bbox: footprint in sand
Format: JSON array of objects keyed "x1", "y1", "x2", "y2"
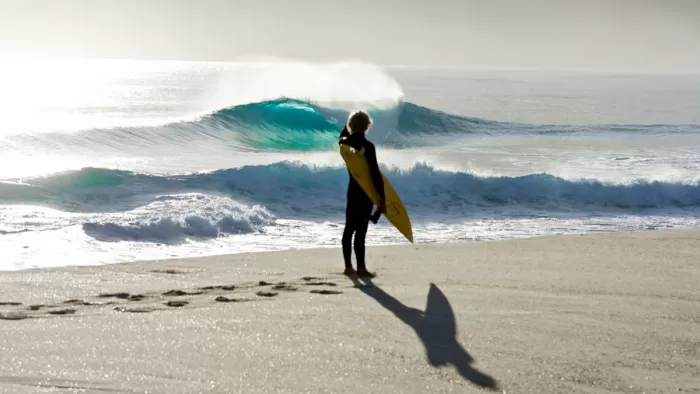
[
  {"x1": 259, "y1": 281, "x2": 297, "y2": 290},
  {"x1": 0, "y1": 302, "x2": 22, "y2": 306},
  {"x1": 97, "y1": 292, "x2": 146, "y2": 301},
  {"x1": 0, "y1": 312, "x2": 29, "y2": 320},
  {"x1": 114, "y1": 306, "x2": 156, "y2": 313},
  {"x1": 164, "y1": 301, "x2": 188, "y2": 307},
  {"x1": 150, "y1": 269, "x2": 186, "y2": 274},
  {"x1": 62, "y1": 299, "x2": 94, "y2": 306},
  {"x1": 162, "y1": 290, "x2": 203, "y2": 297},
  {"x1": 48, "y1": 309, "x2": 76, "y2": 315},
  {"x1": 200, "y1": 285, "x2": 236, "y2": 291},
  {"x1": 310, "y1": 289, "x2": 343, "y2": 295},
  {"x1": 272, "y1": 284, "x2": 298, "y2": 292},
  {"x1": 98, "y1": 292, "x2": 131, "y2": 300},
  {"x1": 215, "y1": 296, "x2": 241, "y2": 303},
  {"x1": 304, "y1": 282, "x2": 338, "y2": 287},
  {"x1": 255, "y1": 291, "x2": 278, "y2": 298}
]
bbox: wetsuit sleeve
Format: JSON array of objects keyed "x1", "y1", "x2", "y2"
[
  {"x1": 365, "y1": 143, "x2": 386, "y2": 202},
  {"x1": 338, "y1": 126, "x2": 350, "y2": 145}
]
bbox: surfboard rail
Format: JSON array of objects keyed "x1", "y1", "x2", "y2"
[{"x1": 339, "y1": 144, "x2": 413, "y2": 243}]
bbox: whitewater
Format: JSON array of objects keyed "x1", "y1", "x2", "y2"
[{"x1": 1, "y1": 58, "x2": 699, "y2": 270}]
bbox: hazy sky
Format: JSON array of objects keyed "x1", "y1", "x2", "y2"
[{"x1": 1, "y1": 0, "x2": 698, "y2": 71}]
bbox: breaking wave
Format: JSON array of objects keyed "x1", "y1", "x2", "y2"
[
  {"x1": 3, "y1": 162, "x2": 699, "y2": 217},
  {"x1": 7, "y1": 98, "x2": 698, "y2": 154}
]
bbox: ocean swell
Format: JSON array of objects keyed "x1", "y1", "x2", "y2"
[
  {"x1": 5, "y1": 97, "x2": 700, "y2": 155},
  {"x1": 3, "y1": 162, "x2": 699, "y2": 217}
]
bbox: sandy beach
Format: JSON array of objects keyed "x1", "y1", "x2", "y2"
[{"x1": 1, "y1": 229, "x2": 698, "y2": 393}]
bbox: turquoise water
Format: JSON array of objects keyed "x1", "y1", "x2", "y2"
[{"x1": 0, "y1": 59, "x2": 699, "y2": 269}]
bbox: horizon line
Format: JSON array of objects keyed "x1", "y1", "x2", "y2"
[{"x1": 2, "y1": 51, "x2": 699, "y2": 76}]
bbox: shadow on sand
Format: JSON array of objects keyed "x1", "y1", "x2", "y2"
[{"x1": 351, "y1": 278, "x2": 498, "y2": 390}]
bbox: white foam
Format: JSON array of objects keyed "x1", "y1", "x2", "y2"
[
  {"x1": 82, "y1": 194, "x2": 274, "y2": 242},
  {"x1": 3, "y1": 212, "x2": 699, "y2": 271},
  {"x1": 0, "y1": 58, "x2": 403, "y2": 136},
  {"x1": 203, "y1": 59, "x2": 404, "y2": 111}
]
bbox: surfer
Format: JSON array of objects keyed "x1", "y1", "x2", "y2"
[{"x1": 338, "y1": 110, "x2": 386, "y2": 278}]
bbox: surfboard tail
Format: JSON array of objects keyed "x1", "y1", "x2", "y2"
[
  {"x1": 405, "y1": 229, "x2": 414, "y2": 243},
  {"x1": 388, "y1": 208, "x2": 413, "y2": 243}
]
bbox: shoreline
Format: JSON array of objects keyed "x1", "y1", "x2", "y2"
[
  {"x1": 5, "y1": 225, "x2": 696, "y2": 274},
  {"x1": 1, "y1": 228, "x2": 698, "y2": 393},
  {"x1": 109, "y1": 226, "x2": 699, "y2": 269},
  {"x1": 136, "y1": 225, "x2": 692, "y2": 263}
]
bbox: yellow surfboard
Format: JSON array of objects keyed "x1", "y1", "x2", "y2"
[{"x1": 339, "y1": 144, "x2": 413, "y2": 243}]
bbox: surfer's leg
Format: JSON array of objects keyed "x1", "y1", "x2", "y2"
[
  {"x1": 353, "y1": 218, "x2": 369, "y2": 270},
  {"x1": 342, "y1": 201, "x2": 359, "y2": 272},
  {"x1": 342, "y1": 223, "x2": 354, "y2": 270}
]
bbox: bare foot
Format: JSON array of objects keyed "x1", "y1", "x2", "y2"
[
  {"x1": 356, "y1": 269, "x2": 375, "y2": 278},
  {"x1": 343, "y1": 267, "x2": 357, "y2": 276}
]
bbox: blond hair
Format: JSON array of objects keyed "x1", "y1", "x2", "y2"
[{"x1": 346, "y1": 110, "x2": 373, "y2": 134}]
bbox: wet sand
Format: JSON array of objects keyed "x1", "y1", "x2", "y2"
[{"x1": 1, "y1": 229, "x2": 698, "y2": 393}]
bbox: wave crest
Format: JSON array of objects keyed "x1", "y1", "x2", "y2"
[
  {"x1": 6, "y1": 93, "x2": 699, "y2": 154},
  {"x1": 82, "y1": 194, "x2": 275, "y2": 244},
  {"x1": 4, "y1": 163, "x2": 700, "y2": 217}
]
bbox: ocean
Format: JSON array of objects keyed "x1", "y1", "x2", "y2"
[{"x1": 1, "y1": 58, "x2": 699, "y2": 270}]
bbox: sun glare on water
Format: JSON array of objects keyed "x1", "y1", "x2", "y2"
[{"x1": 0, "y1": 55, "x2": 206, "y2": 136}]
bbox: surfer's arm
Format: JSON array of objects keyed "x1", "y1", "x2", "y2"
[
  {"x1": 365, "y1": 144, "x2": 386, "y2": 204},
  {"x1": 338, "y1": 126, "x2": 350, "y2": 145}
]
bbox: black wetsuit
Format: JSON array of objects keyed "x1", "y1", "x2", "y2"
[{"x1": 339, "y1": 127, "x2": 385, "y2": 270}]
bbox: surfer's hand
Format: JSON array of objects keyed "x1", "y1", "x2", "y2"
[{"x1": 377, "y1": 200, "x2": 386, "y2": 214}]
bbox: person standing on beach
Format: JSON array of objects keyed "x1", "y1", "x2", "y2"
[{"x1": 338, "y1": 110, "x2": 386, "y2": 277}]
